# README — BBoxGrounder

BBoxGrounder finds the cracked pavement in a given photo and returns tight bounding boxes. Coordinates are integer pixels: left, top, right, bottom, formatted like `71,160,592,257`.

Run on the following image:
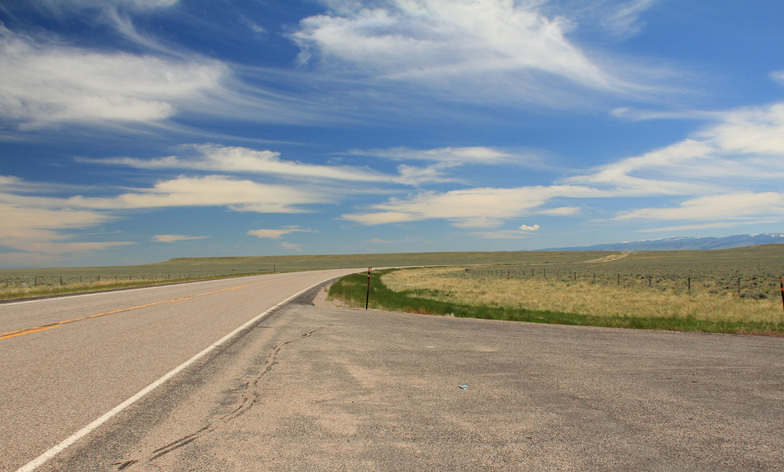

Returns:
39,289,784,471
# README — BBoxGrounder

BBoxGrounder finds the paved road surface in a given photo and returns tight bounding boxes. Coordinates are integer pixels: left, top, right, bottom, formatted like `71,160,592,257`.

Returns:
15,289,784,471
0,270,359,471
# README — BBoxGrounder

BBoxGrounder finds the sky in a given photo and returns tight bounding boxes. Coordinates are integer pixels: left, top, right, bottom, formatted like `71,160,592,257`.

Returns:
0,0,782,268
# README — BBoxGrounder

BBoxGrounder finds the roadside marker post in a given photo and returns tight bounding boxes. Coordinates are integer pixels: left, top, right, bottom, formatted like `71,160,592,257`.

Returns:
365,267,372,310
780,278,784,315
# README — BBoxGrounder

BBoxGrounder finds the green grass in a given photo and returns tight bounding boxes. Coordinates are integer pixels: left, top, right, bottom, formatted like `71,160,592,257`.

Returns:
329,270,784,336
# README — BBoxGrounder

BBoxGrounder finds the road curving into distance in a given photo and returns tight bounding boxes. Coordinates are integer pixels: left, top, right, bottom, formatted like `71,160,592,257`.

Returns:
0,269,361,471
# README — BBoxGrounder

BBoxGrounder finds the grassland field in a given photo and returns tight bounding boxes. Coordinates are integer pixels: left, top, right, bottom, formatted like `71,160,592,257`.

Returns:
0,250,611,300
327,244,784,336
3,245,783,325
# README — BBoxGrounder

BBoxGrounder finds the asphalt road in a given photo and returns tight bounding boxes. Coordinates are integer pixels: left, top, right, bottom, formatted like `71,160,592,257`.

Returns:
0,270,360,471
18,289,784,471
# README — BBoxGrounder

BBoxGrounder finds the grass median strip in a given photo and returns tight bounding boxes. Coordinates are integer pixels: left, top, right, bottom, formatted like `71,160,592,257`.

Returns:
328,269,784,336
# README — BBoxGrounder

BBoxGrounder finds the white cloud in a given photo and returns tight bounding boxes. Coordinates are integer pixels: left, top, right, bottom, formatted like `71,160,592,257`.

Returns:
537,206,580,216
637,220,776,234
614,192,784,222
33,0,177,13
354,146,521,166
770,71,784,86
152,234,208,243
611,107,719,121
571,101,784,195
597,0,657,38
0,27,228,129
0,174,330,257
0,202,133,255
341,146,540,185
292,0,651,106
68,175,329,213
247,226,316,239
343,99,784,231
519,224,540,231
86,144,394,183
279,241,303,251
343,185,603,228
699,102,784,156
84,144,534,186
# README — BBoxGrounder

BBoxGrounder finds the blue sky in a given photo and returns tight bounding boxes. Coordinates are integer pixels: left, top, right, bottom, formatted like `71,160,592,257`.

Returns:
0,0,782,268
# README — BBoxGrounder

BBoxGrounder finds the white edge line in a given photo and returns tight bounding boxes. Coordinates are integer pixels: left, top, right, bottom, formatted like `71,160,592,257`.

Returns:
17,278,330,472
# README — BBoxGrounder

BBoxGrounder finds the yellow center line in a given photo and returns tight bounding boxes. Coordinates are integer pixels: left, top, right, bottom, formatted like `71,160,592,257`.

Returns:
1,276,292,341
0,325,60,340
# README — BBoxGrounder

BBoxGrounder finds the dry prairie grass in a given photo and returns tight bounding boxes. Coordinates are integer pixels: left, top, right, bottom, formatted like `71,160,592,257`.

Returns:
382,267,783,325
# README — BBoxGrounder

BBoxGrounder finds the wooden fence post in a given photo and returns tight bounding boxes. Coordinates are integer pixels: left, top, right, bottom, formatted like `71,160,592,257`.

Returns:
780,278,783,314
365,267,372,310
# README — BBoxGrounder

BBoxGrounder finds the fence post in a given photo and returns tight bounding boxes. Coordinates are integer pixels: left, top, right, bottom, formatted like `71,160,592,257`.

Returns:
737,278,741,296
780,278,784,314
365,267,372,310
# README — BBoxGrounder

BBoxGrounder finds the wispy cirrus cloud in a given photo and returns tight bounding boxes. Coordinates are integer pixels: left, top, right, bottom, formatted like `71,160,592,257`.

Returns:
0,24,333,132
568,0,658,39
343,146,541,185
83,144,393,183
771,70,784,86
343,185,605,228
613,192,784,223
84,144,533,186
291,0,661,108
0,26,228,129
351,146,524,166
68,175,330,213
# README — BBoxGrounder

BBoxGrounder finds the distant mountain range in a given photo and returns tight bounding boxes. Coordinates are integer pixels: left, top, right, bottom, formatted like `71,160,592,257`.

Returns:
540,233,784,252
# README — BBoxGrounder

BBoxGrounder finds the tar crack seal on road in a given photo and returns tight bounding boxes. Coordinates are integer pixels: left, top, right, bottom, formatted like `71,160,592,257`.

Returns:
114,326,326,471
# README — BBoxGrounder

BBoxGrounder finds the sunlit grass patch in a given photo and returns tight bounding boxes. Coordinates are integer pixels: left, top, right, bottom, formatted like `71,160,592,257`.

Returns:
329,268,784,336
